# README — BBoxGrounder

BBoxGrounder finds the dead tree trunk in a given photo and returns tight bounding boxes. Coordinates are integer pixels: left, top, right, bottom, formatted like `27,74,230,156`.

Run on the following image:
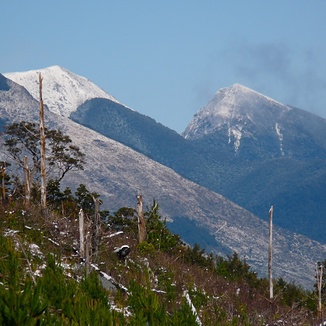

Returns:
0,162,6,205
39,73,47,214
316,262,324,320
23,156,31,209
268,205,274,301
85,232,90,276
79,208,85,258
136,194,146,243
92,196,101,258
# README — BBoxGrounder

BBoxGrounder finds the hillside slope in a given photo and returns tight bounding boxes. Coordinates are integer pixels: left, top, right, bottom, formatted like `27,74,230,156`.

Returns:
70,97,211,180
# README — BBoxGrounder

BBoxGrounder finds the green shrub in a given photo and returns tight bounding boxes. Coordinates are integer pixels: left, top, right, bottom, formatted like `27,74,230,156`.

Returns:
137,241,155,255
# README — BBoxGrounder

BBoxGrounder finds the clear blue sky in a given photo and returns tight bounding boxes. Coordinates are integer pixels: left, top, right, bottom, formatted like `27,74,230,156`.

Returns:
2,1,326,133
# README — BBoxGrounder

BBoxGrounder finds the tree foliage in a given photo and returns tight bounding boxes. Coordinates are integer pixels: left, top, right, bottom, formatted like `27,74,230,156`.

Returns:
215,252,257,284
4,121,85,182
0,236,47,325
145,200,181,253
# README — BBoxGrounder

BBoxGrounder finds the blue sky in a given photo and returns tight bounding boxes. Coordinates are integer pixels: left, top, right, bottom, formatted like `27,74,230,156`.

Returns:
2,1,326,133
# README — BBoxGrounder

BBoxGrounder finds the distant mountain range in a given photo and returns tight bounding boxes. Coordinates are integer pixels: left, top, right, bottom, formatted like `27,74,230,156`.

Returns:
1,66,326,288
67,79,326,245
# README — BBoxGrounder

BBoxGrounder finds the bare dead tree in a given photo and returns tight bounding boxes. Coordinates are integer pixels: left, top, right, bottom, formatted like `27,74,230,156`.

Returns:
0,161,6,205
316,262,324,320
268,205,274,301
23,156,31,209
92,196,101,258
39,73,47,214
85,232,91,276
136,194,146,243
79,208,85,258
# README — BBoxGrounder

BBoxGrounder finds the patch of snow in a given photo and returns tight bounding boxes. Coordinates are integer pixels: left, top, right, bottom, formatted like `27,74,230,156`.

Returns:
90,263,100,271
151,289,167,294
106,231,124,238
275,123,285,156
228,125,242,152
114,245,130,253
45,237,59,246
99,270,129,293
29,243,43,257
3,229,19,237
34,263,47,277
60,262,72,270
183,290,202,326
34,269,43,277
109,302,132,317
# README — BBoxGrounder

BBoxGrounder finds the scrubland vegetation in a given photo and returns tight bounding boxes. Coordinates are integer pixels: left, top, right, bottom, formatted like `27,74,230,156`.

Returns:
0,190,324,325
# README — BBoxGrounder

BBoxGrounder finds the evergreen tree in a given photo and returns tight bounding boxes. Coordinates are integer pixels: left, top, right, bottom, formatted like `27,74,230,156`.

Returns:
145,200,181,253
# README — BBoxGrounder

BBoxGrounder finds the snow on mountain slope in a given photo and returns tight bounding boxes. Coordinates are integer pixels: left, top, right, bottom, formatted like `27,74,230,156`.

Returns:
182,84,326,158
183,84,290,141
0,74,40,123
4,66,121,117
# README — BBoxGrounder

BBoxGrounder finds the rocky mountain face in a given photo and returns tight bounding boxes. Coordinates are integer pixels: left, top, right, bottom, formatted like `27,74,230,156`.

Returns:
1,70,326,288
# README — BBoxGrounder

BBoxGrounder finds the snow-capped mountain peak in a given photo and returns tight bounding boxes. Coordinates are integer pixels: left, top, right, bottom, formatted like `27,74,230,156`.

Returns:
4,65,121,117
183,83,326,160
182,83,291,141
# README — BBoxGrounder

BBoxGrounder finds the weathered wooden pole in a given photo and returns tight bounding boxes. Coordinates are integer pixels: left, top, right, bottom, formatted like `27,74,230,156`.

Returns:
85,232,90,276
92,196,101,258
0,161,6,205
23,156,31,209
79,208,85,258
316,262,324,320
39,73,47,214
136,194,146,243
268,205,274,301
